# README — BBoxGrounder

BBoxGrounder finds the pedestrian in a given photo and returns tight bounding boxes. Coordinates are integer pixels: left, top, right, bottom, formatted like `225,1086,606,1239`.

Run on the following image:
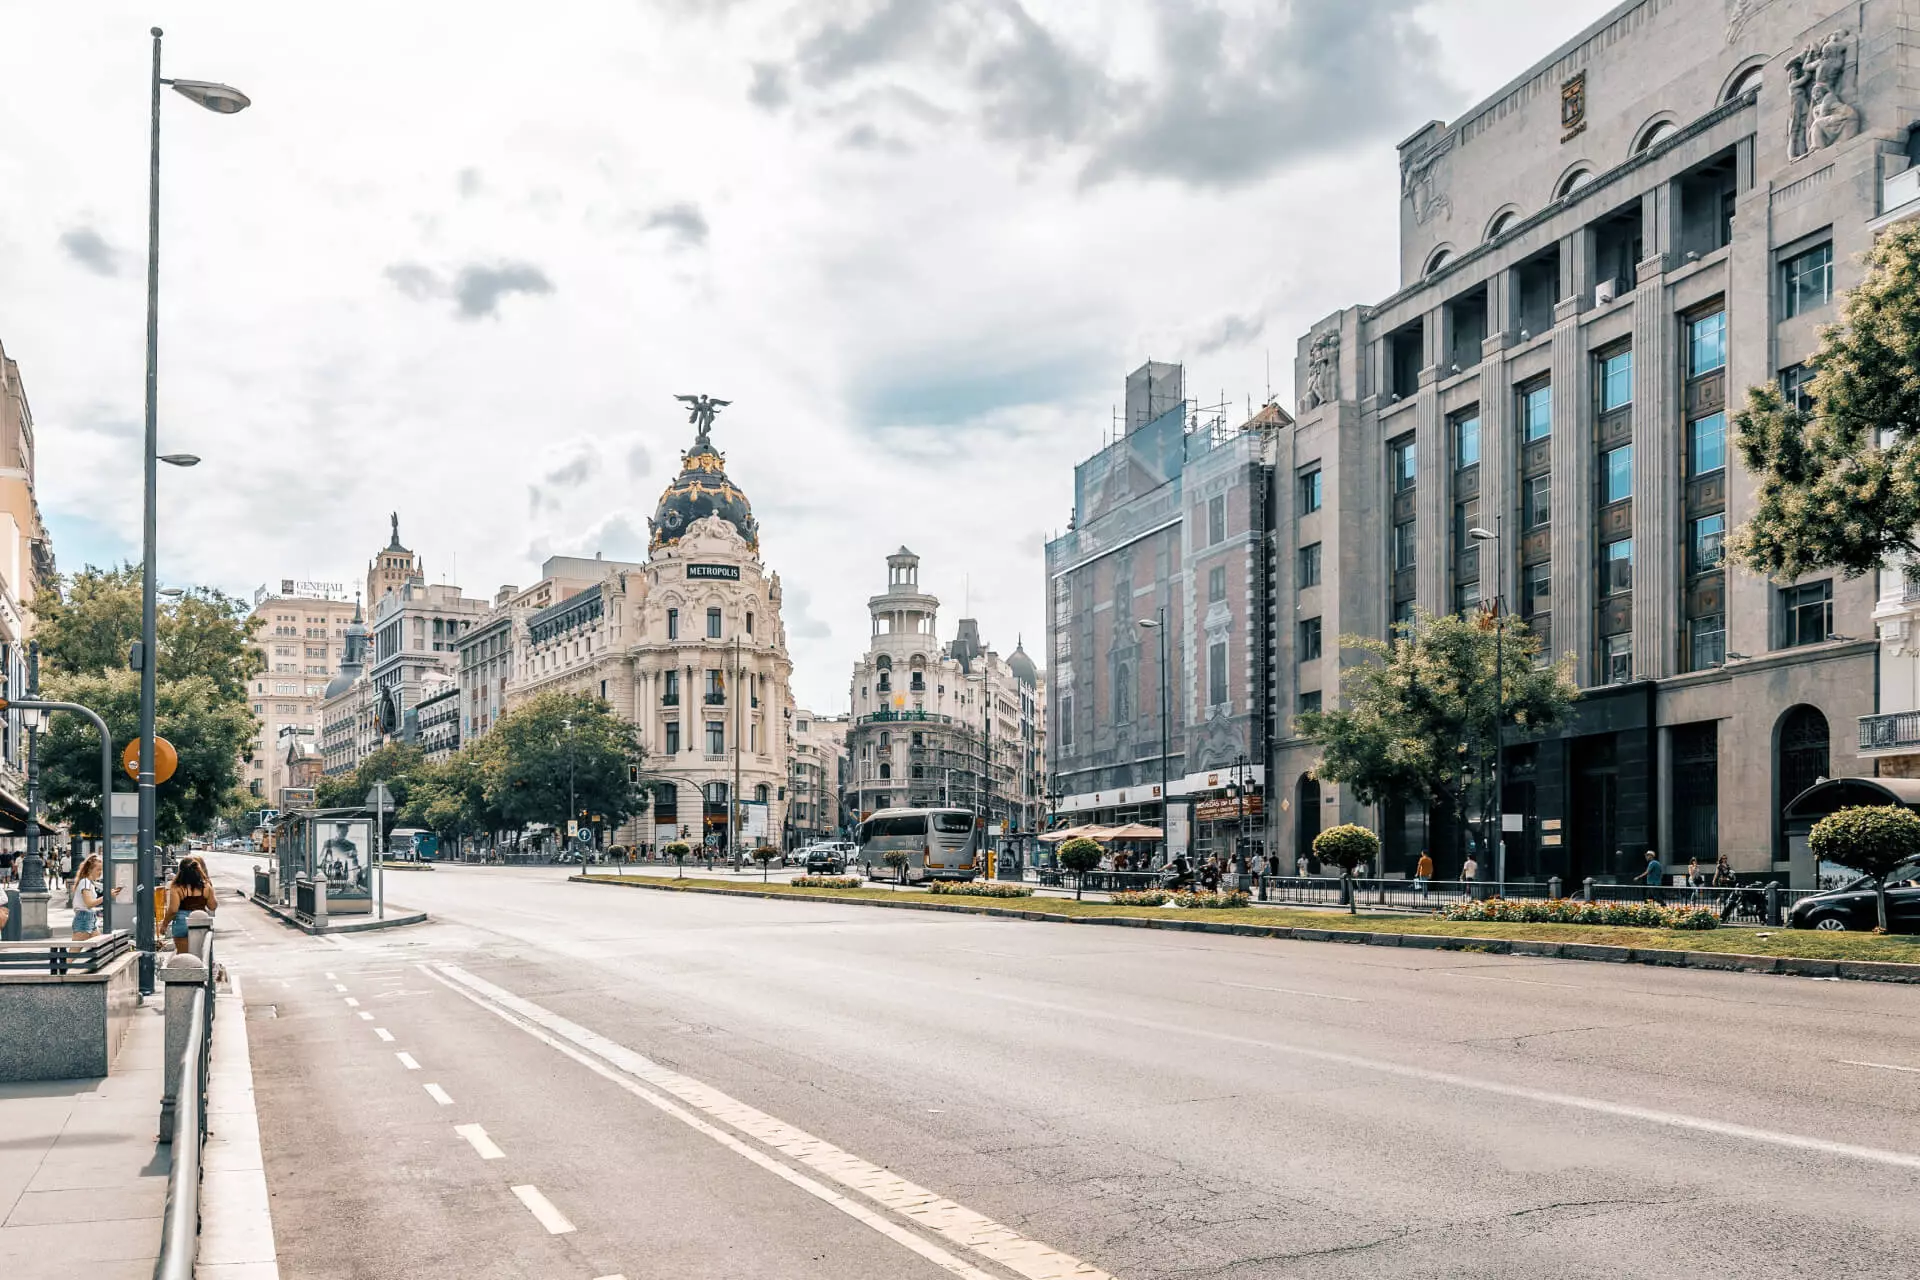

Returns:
1297,853,1309,878
69,853,120,942
1636,848,1665,901
165,856,217,953
1714,852,1731,887
1687,857,1702,904
1415,849,1433,899
1461,854,1478,900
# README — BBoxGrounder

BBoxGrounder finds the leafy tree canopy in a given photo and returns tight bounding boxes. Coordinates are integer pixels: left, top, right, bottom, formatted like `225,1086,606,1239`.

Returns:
1729,222,1920,580
485,691,648,833
32,563,263,701
1312,823,1380,873
1808,804,1920,933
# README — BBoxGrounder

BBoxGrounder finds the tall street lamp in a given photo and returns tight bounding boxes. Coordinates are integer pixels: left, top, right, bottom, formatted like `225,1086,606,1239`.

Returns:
1137,610,1170,868
137,28,248,995
1468,520,1506,898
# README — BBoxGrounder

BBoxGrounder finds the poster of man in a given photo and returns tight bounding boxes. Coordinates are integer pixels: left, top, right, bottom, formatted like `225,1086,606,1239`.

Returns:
318,819,374,898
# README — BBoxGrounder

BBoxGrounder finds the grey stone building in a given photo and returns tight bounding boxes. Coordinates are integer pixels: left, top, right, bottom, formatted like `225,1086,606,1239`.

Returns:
1274,0,1906,885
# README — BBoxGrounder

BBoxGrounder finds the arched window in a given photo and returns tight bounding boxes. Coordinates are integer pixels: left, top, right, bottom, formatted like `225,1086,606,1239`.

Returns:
755,784,770,803
1424,247,1452,277
1777,705,1831,855
1632,118,1676,155
879,762,892,779
1555,167,1594,200
1485,209,1518,242
1723,63,1763,102
704,781,729,805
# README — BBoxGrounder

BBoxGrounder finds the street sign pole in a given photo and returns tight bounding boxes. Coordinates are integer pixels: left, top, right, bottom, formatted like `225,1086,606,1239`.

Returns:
365,782,392,920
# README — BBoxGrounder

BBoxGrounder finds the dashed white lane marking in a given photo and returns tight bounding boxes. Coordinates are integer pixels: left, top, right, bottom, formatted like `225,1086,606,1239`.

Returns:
455,1124,505,1159
325,971,336,980
1220,980,1362,1003
333,982,347,992
1841,1059,1920,1075
423,1083,454,1106
344,997,360,1008
356,1011,373,1021
374,1027,395,1042
396,1052,420,1070
510,1184,575,1235
428,964,1099,1280
592,1275,628,1280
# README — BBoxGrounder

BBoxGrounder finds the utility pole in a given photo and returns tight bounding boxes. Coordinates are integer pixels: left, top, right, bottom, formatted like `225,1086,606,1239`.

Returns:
732,632,743,871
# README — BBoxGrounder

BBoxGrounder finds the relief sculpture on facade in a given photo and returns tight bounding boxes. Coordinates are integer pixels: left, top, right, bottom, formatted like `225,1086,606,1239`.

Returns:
1400,135,1452,225
1788,29,1856,160
1299,329,1339,413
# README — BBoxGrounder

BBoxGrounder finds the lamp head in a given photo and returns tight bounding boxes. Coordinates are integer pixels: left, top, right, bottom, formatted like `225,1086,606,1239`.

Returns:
1468,526,1495,541
1136,618,1160,628
159,453,201,467
170,80,251,114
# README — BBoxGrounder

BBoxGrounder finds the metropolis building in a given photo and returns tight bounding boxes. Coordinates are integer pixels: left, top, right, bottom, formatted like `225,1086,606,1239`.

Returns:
1272,0,1910,885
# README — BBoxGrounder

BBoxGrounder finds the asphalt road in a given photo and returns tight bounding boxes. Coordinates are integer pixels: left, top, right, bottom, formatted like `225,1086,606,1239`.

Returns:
204,854,1920,1279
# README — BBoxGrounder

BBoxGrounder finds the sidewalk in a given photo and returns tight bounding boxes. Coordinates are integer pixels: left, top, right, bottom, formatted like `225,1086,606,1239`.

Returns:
0,1003,170,1279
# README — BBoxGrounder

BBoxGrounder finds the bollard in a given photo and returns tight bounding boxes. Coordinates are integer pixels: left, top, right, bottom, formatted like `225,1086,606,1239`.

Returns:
1583,877,1595,903
1765,881,1781,926
1548,875,1562,900
186,909,213,962
157,953,208,1142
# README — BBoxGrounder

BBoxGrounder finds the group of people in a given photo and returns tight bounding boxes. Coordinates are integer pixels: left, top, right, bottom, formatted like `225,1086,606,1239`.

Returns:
69,850,216,946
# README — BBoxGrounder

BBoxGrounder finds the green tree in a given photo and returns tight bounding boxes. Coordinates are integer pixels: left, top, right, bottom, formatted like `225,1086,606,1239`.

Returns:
33,564,263,698
399,743,502,848
485,691,648,835
1056,835,1104,900
1807,805,1920,934
316,742,427,813
1313,823,1381,915
1729,222,1920,580
1297,609,1577,862
37,669,253,843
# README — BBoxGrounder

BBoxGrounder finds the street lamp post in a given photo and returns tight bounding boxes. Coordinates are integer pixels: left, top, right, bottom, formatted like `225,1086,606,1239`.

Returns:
1468,519,1506,898
138,27,248,995
1137,609,1171,869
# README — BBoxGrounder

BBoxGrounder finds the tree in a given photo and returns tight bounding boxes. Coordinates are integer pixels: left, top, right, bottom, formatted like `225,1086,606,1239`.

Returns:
316,742,427,814
1729,222,1920,580
399,744,502,848
1807,805,1920,933
1296,609,1577,862
1314,823,1380,915
33,565,263,698
665,839,691,878
1056,836,1103,900
37,669,253,844
883,847,912,885
486,691,648,834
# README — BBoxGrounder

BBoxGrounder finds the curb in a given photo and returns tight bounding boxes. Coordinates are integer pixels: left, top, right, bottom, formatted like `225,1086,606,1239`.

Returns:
249,895,429,935
568,876,1920,986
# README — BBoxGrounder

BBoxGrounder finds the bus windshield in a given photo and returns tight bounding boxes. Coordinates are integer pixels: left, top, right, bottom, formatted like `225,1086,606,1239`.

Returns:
864,814,927,839
932,813,973,834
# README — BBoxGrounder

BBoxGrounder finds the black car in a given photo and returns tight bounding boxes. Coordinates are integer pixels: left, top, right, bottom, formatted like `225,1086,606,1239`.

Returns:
1789,870,1920,931
804,848,846,874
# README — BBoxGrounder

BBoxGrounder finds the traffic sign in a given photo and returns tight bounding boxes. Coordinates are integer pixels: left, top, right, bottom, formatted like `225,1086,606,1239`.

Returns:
121,736,179,784
365,782,395,809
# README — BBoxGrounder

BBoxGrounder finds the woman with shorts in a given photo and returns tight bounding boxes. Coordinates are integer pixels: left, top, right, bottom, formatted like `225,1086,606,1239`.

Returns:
70,854,121,940
165,857,216,952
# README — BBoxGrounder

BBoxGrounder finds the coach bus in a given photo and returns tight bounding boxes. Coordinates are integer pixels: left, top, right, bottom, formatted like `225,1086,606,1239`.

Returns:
856,807,981,883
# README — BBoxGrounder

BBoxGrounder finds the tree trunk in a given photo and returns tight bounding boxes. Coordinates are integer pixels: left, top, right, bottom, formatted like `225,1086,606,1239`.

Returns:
1877,880,1890,933
1346,870,1357,915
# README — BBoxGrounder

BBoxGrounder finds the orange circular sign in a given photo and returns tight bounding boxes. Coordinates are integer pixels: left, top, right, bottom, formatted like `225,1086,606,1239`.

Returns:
121,736,180,785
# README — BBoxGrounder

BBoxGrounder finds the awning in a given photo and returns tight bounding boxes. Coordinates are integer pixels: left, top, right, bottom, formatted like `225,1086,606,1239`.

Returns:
1106,823,1164,841
1782,776,1920,822
1040,824,1117,843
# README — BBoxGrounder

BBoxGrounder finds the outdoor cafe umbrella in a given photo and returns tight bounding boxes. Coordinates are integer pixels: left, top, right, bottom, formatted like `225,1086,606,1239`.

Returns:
1106,823,1164,841
1039,824,1118,843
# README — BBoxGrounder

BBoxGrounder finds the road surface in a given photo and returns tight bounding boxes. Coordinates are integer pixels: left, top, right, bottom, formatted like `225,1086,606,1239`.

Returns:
205,855,1920,1279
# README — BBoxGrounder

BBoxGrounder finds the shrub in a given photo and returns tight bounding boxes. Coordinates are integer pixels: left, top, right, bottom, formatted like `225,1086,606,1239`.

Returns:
1111,889,1173,907
792,876,862,888
1809,804,1920,933
663,841,692,859
1056,837,1104,900
1174,889,1251,909
1313,823,1380,913
927,881,1033,898
882,848,912,883
1436,897,1718,930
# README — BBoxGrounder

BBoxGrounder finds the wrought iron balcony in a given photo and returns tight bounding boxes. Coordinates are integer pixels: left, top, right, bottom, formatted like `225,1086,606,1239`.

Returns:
661,693,680,706
1859,710,1920,754
704,692,727,705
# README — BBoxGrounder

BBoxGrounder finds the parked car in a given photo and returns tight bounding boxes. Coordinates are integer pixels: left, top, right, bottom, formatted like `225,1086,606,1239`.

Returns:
1789,867,1920,931
804,847,846,874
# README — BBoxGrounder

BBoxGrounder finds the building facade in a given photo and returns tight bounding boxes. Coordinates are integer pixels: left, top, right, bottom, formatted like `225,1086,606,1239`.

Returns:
788,709,847,845
0,340,52,831
416,674,460,762
1273,0,1900,885
1045,363,1282,862
318,602,376,776
245,588,358,801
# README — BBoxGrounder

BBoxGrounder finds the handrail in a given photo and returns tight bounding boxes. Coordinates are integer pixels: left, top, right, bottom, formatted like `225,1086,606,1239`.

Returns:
152,981,208,1280
0,929,133,972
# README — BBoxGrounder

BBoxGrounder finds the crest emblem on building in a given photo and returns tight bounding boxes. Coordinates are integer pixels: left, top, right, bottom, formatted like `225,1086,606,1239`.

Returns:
1561,72,1587,141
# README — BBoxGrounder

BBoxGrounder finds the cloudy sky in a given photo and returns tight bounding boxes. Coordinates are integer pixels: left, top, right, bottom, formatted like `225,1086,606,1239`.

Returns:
0,0,1616,711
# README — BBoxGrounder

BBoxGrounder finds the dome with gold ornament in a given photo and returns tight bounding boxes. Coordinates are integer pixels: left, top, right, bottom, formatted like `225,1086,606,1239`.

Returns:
648,422,758,554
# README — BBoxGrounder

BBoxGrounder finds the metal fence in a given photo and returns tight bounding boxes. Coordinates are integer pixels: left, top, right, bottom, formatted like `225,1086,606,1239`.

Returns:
154,933,215,1280
0,929,132,973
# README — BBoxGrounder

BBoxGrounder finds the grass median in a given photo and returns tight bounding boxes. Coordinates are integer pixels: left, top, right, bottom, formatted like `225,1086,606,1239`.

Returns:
576,875,1920,965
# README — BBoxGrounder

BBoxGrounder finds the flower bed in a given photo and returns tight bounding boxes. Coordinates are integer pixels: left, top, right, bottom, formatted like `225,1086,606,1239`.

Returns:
1173,889,1251,909
1438,898,1719,930
1111,889,1173,907
926,881,1033,898
792,876,863,888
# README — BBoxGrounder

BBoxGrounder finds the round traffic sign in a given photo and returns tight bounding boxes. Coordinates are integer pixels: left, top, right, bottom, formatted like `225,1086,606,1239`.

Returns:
121,736,180,785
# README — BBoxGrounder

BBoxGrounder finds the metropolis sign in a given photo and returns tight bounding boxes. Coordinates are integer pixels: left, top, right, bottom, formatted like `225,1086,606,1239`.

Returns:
687,564,740,581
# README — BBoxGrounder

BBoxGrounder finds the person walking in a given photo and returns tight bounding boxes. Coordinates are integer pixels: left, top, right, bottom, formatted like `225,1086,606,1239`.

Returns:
1713,852,1731,887
1636,849,1665,902
1415,850,1434,899
1461,854,1479,900
165,857,217,954
69,853,120,941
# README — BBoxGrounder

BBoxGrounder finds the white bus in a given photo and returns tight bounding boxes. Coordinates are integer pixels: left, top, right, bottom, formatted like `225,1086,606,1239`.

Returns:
857,808,981,882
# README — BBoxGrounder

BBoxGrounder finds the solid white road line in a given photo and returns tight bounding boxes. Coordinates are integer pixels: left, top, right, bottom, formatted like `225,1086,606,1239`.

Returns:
344,997,360,1008
374,1028,395,1042
1840,1059,1920,1075
396,1052,420,1070
356,1011,373,1021
426,964,1098,1280
423,1083,454,1106
455,1124,505,1159
510,1185,575,1235
1220,980,1363,1003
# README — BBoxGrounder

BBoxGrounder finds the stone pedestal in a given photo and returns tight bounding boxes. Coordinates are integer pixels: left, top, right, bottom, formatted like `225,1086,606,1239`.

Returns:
16,890,50,941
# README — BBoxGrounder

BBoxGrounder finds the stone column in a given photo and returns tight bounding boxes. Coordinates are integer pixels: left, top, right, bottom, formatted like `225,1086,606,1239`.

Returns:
1549,320,1590,676
1632,261,1675,679
158,953,208,1142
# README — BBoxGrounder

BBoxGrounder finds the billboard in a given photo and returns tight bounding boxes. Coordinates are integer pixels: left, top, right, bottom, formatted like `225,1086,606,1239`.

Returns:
314,817,374,902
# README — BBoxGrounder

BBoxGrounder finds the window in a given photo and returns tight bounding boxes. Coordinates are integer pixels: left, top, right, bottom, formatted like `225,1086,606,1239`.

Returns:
1688,412,1726,477
746,611,754,635
1603,634,1633,684
707,722,726,755
666,608,679,640
1521,383,1552,442
706,607,722,639
1523,474,1552,530
1780,242,1833,318
1600,349,1633,411
1780,581,1833,648
1690,513,1726,573
1603,538,1633,595
663,670,680,704
1208,640,1229,706
665,722,681,754
1298,468,1323,514
1602,445,1633,503
1296,690,1322,718
705,669,725,703
1521,562,1550,619
1688,310,1727,377
1452,412,1481,468
1690,614,1726,670
1297,543,1322,589
1209,565,1226,602
1454,580,1482,615
1393,520,1417,572
1390,438,1417,492
1780,364,1817,415
1556,168,1594,199
1391,599,1415,634
1298,617,1323,662
1207,495,1226,545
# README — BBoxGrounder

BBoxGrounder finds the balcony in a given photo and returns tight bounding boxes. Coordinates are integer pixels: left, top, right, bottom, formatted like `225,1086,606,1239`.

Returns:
1860,711,1920,756
1886,165,1920,218
661,693,680,706
858,708,952,726
704,693,727,706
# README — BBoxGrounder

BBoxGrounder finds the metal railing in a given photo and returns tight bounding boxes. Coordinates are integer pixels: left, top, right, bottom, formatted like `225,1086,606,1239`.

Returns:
154,933,215,1280
1859,709,1920,752
0,930,132,973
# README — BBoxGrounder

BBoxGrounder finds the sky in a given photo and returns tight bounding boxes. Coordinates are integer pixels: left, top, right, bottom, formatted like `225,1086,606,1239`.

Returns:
0,0,1620,712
